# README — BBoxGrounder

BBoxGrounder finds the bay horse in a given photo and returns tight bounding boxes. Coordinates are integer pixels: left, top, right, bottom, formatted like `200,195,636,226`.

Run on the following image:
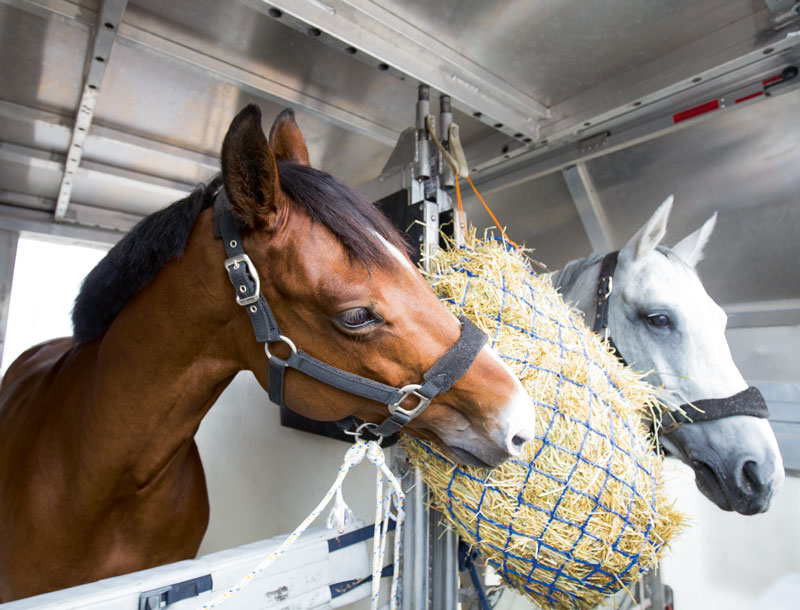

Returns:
552,196,784,515
0,105,536,602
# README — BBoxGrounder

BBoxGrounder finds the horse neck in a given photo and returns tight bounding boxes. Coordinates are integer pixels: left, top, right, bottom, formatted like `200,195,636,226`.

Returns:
550,252,605,322
76,208,258,489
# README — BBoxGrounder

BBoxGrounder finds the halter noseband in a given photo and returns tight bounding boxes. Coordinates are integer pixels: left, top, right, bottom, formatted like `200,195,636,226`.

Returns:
591,251,769,434
213,191,487,438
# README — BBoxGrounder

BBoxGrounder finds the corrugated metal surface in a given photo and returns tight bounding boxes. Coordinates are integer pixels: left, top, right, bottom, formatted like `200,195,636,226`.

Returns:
0,0,798,320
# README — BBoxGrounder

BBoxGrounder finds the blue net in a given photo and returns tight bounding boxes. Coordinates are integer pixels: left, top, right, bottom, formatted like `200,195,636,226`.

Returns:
406,238,681,610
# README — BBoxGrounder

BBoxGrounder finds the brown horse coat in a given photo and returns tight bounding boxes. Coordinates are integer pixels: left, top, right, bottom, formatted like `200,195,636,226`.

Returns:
0,106,535,601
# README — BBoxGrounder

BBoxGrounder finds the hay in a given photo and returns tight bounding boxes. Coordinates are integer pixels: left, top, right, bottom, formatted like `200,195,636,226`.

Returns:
404,233,685,610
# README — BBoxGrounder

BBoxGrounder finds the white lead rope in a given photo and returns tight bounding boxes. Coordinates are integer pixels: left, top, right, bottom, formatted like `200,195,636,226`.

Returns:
196,439,405,610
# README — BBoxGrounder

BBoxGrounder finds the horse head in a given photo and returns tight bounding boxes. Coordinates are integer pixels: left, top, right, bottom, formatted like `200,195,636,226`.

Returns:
606,197,784,514
219,105,535,468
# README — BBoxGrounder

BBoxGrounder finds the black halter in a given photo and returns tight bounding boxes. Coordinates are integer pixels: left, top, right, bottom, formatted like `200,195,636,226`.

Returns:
213,192,487,438
591,251,769,433
591,251,626,364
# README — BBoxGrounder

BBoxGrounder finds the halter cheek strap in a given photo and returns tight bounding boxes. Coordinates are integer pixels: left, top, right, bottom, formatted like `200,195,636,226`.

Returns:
592,251,626,365
213,191,487,438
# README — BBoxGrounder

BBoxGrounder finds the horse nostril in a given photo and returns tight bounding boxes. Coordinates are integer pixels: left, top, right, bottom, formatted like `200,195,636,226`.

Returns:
741,460,764,494
506,426,535,455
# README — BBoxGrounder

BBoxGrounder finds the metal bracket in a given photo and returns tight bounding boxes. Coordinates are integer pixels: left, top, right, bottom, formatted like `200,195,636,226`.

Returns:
138,574,212,610
55,0,129,221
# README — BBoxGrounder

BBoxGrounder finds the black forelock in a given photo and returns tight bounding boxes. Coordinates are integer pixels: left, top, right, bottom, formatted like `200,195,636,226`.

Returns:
71,164,413,345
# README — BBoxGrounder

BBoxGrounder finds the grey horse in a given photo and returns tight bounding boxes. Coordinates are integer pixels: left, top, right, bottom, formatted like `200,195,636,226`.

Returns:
551,196,784,514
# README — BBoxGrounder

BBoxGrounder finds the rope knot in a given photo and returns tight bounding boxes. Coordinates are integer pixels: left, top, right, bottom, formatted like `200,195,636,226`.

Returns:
366,441,386,467
344,439,368,466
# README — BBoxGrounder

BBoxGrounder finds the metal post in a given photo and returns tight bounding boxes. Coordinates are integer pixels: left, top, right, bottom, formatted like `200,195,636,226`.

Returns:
562,163,614,253
430,512,458,609
0,229,19,370
391,86,459,610
395,447,430,610
645,563,666,610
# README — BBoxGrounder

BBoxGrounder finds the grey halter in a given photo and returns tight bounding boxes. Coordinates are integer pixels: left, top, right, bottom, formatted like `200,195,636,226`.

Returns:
592,251,770,433
214,191,487,438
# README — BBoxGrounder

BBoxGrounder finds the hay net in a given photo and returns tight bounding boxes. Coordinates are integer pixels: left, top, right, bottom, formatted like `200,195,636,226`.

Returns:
404,233,684,610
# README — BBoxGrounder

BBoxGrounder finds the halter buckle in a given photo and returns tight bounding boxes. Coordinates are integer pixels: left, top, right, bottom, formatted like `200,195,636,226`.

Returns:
388,384,432,419
600,274,613,300
224,253,261,306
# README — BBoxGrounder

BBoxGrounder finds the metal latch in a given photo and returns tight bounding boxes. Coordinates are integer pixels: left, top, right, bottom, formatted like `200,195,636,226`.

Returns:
139,574,212,610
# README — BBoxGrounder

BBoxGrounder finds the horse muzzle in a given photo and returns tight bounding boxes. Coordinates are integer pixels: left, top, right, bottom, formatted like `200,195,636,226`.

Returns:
658,386,784,514
692,454,781,515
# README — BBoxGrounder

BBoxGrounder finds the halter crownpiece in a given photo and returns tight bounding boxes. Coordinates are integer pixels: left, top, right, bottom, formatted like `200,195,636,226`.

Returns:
213,190,487,438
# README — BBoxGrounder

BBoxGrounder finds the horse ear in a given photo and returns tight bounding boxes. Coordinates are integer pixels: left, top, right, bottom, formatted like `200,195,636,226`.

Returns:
672,212,717,268
221,104,285,230
619,195,673,265
269,109,310,166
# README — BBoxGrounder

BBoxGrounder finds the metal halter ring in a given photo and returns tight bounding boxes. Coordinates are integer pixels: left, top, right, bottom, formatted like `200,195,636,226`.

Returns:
388,384,432,418
264,335,298,360
344,421,383,444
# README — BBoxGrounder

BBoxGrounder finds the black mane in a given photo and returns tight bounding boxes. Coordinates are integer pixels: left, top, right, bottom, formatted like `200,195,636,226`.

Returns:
72,163,410,344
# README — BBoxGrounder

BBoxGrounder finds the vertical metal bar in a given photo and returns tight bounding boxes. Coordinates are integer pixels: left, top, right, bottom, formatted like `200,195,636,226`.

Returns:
416,85,432,180
431,512,458,609
439,95,455,190
55,0,129,220
562,163,614,253
0,229,19,370
398,456,430,610
647,563,665,610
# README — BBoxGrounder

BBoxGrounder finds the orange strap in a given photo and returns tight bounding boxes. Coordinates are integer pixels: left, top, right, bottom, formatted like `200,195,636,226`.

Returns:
454,173,467,240
463,175,518,249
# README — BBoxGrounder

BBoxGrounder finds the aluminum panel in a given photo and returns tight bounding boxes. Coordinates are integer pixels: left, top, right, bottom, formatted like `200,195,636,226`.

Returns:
92,40,393,185
375,0,761,107
584,89,800,305
462,170,591,271
0,2,90,112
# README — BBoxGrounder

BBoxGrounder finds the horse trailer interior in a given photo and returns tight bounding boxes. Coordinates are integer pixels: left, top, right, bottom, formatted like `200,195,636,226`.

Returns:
1,1,799,609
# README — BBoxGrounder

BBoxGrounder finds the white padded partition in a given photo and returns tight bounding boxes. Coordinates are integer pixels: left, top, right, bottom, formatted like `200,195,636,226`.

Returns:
2,524,371,610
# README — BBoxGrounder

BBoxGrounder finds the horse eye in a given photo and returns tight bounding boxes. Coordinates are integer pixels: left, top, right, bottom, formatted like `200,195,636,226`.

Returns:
647,313,671,328
338,307,378,330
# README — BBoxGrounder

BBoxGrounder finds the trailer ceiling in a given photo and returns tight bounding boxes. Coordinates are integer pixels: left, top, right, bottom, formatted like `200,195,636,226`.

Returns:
0,0,798,325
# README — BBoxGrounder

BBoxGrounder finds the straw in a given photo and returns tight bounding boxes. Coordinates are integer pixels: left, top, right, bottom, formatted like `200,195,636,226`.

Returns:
405,230,685,610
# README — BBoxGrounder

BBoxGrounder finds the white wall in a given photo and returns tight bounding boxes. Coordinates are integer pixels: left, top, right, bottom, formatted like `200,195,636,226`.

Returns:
660,463,800,610
195,374,384,610
195,372,379,556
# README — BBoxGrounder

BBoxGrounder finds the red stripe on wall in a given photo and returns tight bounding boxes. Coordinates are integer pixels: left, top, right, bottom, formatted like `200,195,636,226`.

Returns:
673,99,720,124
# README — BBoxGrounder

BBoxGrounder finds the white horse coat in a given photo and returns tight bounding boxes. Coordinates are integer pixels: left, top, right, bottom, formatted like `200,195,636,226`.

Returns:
552,197,784,514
